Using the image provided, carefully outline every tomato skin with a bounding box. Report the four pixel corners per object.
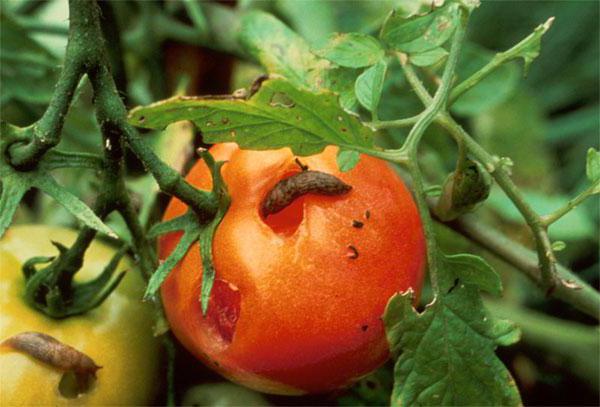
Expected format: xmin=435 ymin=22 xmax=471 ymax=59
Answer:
xmin=0 ymin=225 xmax=161 ymax=406
xmin=160 ymin=143 xmax=426 ymax=395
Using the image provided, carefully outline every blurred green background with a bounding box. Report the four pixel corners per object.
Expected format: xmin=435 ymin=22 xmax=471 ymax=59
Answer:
xmin=1 ymin=0 xmax=598 ymax=405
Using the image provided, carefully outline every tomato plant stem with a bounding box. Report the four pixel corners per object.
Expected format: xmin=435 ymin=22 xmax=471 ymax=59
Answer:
xmin=389 ymin=9 xmax=469 ymax=295
xmin=440 ymin=214 xmax=600 ymax=320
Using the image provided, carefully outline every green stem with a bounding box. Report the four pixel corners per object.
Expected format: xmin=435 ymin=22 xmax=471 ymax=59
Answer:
xmin=366 ymin=114 xmax=421 ymax=130
xmin=392 ymin=10 xmax=469 ymax=294
xmin=123 ymin=125 xmax=219 ymax=220
xmin=399 ymin=46 xmax=560 ymax=293
xmin=440 ymin=213 xmax=600 ymax=320
xmin=541 ymin=181 xmax=599 ymax=226
xmin=437 ymin=115 xmax=559 ymax=291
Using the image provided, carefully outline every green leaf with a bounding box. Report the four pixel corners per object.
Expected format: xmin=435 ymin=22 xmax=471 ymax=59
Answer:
xmin=238 ymin=11 xmax=321 ymax=89
xmin=551 ymin=241 xmax=566 ymax=252
xmin=380 ymin=4 xmax=459 ymax=53
xmin=355 ymin=60 xmax=387 ymax=112
xmin=318 ymin=67 xmax=360 ymax=111
xmin=452 ymin=43 xmax=520 ymax=116
xmin=586 ymin=147 xmax=600 ymax=183
xmin=0 ymin=175 xmax=30 ymax=238
xmin=384 ymin=254 xmax=521 ymax=406
xmin=0 ymin=13 xmax=60 ymax=106
xmin=410 ymin=47 xmax=448 ymax=67
xmin=129 ymin=78 xmax=375 ymax=156
xmin=336 ymin=149 xmax=361 ymax=172
xmin=32 ymin=175 xmax=117 ymax=238
xmin=274 ymin=0 xmax=336 ymax=49
xmin=143 ymin=150 xmax=231 ymax=316
xmin=443 ymin=253 xmax=502 ymax=296
xmin=316 ymin=33 xmax=384 ymax=68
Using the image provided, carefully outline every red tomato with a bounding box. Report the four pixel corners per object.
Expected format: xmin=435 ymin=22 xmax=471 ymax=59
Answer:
xmin=159 ymin=143 xmax=425 ymax=394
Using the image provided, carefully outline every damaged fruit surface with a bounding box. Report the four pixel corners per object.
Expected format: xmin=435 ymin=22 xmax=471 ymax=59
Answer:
xmin=0 ymin=226 xmax=160 ymax=405
xmin=159 ymin=143 xmax=426 ymax=394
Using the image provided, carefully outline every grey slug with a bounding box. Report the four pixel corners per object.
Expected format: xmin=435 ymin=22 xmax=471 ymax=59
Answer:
xmin=261 ymin=170 xmax=352 ymax=217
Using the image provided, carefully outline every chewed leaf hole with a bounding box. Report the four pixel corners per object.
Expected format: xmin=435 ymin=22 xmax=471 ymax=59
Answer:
xmin=269 ymin=92 xmax=295 ymax=108
xmin=205 ymin=279 xmax=241 ymax=344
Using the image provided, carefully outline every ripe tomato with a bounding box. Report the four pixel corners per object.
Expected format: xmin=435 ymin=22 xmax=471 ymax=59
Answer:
xmin=0 ymin=225 xmax=161 ymax=405
xmin=160 ymin=143 xmax=425 ymax=394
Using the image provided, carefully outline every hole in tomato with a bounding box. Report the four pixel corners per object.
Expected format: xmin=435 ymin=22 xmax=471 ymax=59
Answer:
xmin=205 ymin=279 xmax=241 ymax=344
xmin=261 ymin=170 xmax=305 ymax=236
xmin=58 ymin=370 xmax=96 ymax=399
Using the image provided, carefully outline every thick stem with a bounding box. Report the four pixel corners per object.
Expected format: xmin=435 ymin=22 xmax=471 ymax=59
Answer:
xmin=8 ymin=0 xmax=107 ymax=169
xmin=440 ymin=214 xmax=600 ymax=320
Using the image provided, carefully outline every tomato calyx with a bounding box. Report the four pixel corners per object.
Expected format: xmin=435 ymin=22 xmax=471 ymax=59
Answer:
xmin=22 ymin=241 xmax=127 ymax=319
xmin=144 ymin=149 xmax=231 ymax=315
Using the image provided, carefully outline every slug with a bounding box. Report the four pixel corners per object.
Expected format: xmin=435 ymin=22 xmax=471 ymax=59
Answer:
xmin=261 ymin=170 xmax=352 ymax=217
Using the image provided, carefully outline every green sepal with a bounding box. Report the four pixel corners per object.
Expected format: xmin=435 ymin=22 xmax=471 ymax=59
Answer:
xmin=22 ymin=243 xmax=129 ymax=318
xmin=144 ymin=220 xmax=199 ymax=300
xmin=197 ymin=149 xmax=231 ymax=315
xmin=144 ymin=150 xmax=231 ymax=315
xmin=0 ymin=122 xmax=114 ymax=238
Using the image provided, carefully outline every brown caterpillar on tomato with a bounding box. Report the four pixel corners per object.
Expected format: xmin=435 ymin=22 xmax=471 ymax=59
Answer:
xmin=261 ymin=170 xmax=352 ymax=217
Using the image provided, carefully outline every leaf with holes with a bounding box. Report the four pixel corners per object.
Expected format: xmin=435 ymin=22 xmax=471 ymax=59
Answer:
xmin=129 ymin=78 xmax=375 ymax=156
xmin=383 ymin=253 xmax=521 ymax=406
